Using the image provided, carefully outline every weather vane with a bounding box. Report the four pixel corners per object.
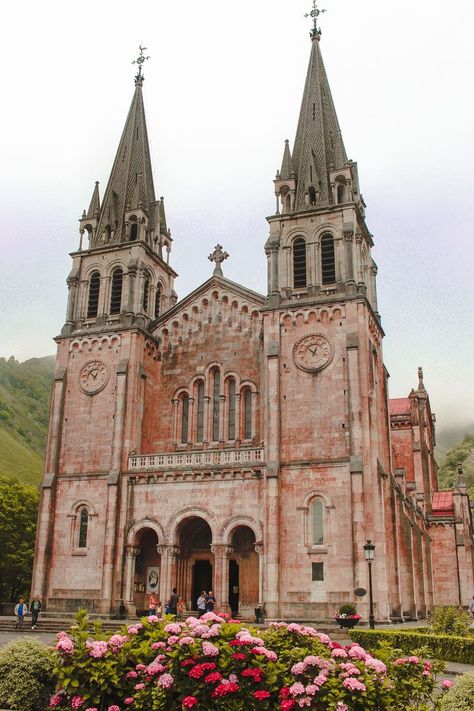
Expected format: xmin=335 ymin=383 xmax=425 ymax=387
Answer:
xmin=132 ymin=45 xmax=150 ymax=82
xmin=304 ymin=0 xmax=326 ymax=38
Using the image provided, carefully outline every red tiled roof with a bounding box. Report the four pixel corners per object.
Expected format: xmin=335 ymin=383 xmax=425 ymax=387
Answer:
xmin=389 ymin=398 xmax=411 ymax=416
xmin=432 ymin=491 xmax=454 ymax=516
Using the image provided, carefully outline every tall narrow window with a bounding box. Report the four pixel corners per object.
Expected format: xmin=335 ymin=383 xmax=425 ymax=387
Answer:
xmin=181 ymin=395 xmax=189 ymax=444
xmin=312 ymin=499 xmax=324 ymax=545
xmin=154 ymin=285 xmax=161 ymax=318
xmin=109 ymin=268 xmax=123 ymax=314
xmin=196 ymin=381 xmax=204 ymax=442
xmin=321 ymin=234 xmax=336 ymax=284
xmin=87 ymin=271 xmax=100 ymax=318
xmin=78 ymin=507 xmax=88 ymax=548
xmin=228 ymin=379 xmax=236 ymax=440
xmin=142 ymin=274 xmax=150 ymax=312
xmin=293 ymin=238 xmax=307 ymax=288
xmin=212 ymin=369 xmax=220 ymax=441
xmin=130 ymin=222 xmax=138 ymax=241
xmin=337 ymin=184 xmax=346 ymax=204
xmin=244 ymin=389 xmax=252 ymax=439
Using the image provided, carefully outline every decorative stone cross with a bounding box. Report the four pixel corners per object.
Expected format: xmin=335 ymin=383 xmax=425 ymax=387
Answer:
xmin=208 ymin=244 xmax=229 ymax=276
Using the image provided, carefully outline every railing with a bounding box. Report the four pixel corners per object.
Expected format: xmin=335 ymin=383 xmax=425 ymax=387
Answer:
xmin=128 ymin=447 xmax=265 ymax=471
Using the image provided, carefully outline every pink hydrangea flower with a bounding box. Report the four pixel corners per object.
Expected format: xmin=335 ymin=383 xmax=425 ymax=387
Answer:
xmin=288 ymin=623 xmax=302 ymax=633
xmin=158 ymin=673 xmax=174 ymax=689
xmin=313 ymin=675 xmax=327 ymax=687
xmin=441 ymin=679 xmax=454 ymax=689
xmin=298 ymin=699 xmax=311 ymax=708
xmin=147 ymin=614 xmax=159 ymax=622
xmin=409 ymin=656 xmax=420 ymax=664
xmin=365 ymin=656 xmax=387 ymax=674
xmin=151 ymin=641 xmax=166 ymax=650
xmin=179 ymin=636 xmax=195 ymax=646
xmin=56 ymin=636 xmax=74 ymax=654
xmin=49 ymin=694 xmax=63 ymax=708
xmin=182 ymin=697 xmax=198 ymax=708
xmin=291 ymin=662 xmax=306 ymax=675
xmin=108 ymin=634 xmax=127 ymax=649
xmin=343 ymin=677 xmax=367 ymax=692
xmin=337 ymin=704 xmax=349 ymax=711
xmin=88 ymin=640 xmax=108 ymax=658
xmin=202 ymin=641 xmax=219 ymax=656
xmin=306 ymin=684 xmax=318 ymax=695
xmin=317 ymin=633 xmax=331 ymax=645
xmin=164 ymin=622 xmax=181 ymax=635
xmin=167 ymin=635 xmax=179 ymax=645
xmin=124 ymin=699 xmax=134 ymax=706
xmin=127 ymin=626 xmax=139 ymax=635
xmin=126 ymin=671 xmax=138 ymax=679
xmin=71 ymin=696 xmax=84 ymax=709
xmin=289 ymin=682 xmax=305 ymax=696
xmin=85 ymin=708 xmax=98 ymax=711
xmin=348 ymin=645 xmax=367 ymax=660
xmin=134 ymin=683 xmax=146 ymax=690
xmin=56 ymin=631 xmax=68 ymax=639
xmin=331 ymin=648 xmax=348 ymax=658
xmin=108 ymin=707 xmax=121 ymax=711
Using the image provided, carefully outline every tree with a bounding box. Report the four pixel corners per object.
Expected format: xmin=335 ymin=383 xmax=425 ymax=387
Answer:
xmin=438 ymin=434 xmax=474 ymax=500
xmin=0 ymin=478 xmax=39 ymax=602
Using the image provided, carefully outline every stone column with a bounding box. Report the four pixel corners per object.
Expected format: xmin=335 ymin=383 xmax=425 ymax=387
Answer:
xmin=65 ymin=276 xmax=78 ymax=325
xmin=219 ymin=395 xmax=225 ymax=443
xmin=124 ymin=545 xmax=140 ymax=607
xmin=158 ymin=545 xmax=181 ymax=604
xmin=203 ymin=396 xmax=210 ymax=444
xmin=188 ymin=397 xmax=195 ymax=443
xmin=255 ymin=542 xmax=264 ymax=605
xmin=234 ymin=393 xmax=241 ymax=442
xmin=172 ymin=399 xmax=179 ymax=445
xmin=211 ymin=544 xmax=232 ymax=613
xmin=127 ymin=265 xmax=137 ymax=315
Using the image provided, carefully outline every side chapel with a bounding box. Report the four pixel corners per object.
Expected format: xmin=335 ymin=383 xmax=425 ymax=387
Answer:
xmin=32 ymin=13 xmax=474 ymax=620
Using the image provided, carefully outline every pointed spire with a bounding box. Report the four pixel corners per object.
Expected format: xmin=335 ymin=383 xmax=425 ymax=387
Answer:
xmin=280 ymin=140 xmax=294 ymax=180
xmin=93 ymin=78 xmax=156 ymax=245
xmin=86 ymin=181 xmax=100 ymax=219
xmin=292 ymin=31 xmax=348 ymax=209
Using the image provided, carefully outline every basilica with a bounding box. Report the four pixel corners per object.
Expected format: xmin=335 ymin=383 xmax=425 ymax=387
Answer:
xmin=32 ymin=16 xmax=474 ymax=621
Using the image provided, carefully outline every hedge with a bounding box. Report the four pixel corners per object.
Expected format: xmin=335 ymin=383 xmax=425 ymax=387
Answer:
xmin=349 ymin=628 xmax=474 ymax=665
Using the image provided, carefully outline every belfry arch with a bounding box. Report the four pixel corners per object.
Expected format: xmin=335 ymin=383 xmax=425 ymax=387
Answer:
xmin=124 ymin=525 xmax=161 ymax=616
xmin=175 ymin=516 xmax=214 ymax=610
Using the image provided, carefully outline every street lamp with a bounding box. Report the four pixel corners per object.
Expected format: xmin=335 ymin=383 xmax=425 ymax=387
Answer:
xmin=364 ymin=540 xmax=376 ymax=629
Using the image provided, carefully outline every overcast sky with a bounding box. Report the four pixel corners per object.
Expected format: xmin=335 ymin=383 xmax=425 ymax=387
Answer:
xmin=1 ymin=0 xmax=473 ymax=432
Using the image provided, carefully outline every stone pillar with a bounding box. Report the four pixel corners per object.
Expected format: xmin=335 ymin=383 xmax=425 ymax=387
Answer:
xmin=127 ymin=264 xmax=137 ymax=315
xmin=172 ymin=399 xmax=179 ymax=445
xmin=124 ymin=545 xmax=140 ymax=607
xmin=219 ymin=395 xmax=225 ymax=443
xmin=65 ymin=276 xmax=78 ymax=325
xmin=188 ymin=397 xmax=195 ymax=443
xmin=203 ymin=396 xmax=210 ymax=444
xmin=264 ymin=330 xmax=280 ymax=619
xmin=158 ymin=545 xmax=181 ymax=604
xmin=211 ymin=544 xmax=232 ymax=613
xmin=255 ymin=542 xmax=264 ymax=605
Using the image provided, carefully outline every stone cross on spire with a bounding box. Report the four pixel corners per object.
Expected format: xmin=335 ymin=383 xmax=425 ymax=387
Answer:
xmin=208 ymin=244 xmax=229 ymax=277
xmin=305 ymin=0 xmax=326 ymax=39
xmin=132 ymin=45 xmax=150 ymax=84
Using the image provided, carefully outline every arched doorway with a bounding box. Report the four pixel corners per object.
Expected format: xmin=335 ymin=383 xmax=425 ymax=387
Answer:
xmin=132 ymin=528 xmax=161 ymax=616
xmin=228 ymin=526 xmax=258 ymax=617
xmin=176 ymin=517 xmax=214 ymax=610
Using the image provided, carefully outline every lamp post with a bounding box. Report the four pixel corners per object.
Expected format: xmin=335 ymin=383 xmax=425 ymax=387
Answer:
xmin=364 ymin=540 xmax=376 ymax=629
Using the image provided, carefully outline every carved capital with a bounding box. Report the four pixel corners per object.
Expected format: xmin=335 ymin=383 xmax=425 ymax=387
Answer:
xmin=254 ymin=542 xmax=264 ymax=556
xmin=211 ymin=544 xmax=234 ymax=558
xmin=158 ymin=544 xmax=181 ymax=559
xmin=66 ymin=276 xmax=79 ymax=288
xmin=126 ymin=545 xmax=140 ymax=559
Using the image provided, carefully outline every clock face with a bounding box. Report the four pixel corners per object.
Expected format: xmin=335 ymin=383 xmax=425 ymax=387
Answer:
xmin=293 ymin=333 xmax=333 ymax=373
xmin=79 ymin=360 xmax=109 ymax=395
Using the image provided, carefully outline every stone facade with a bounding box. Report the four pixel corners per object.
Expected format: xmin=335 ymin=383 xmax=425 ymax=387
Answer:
xmin=32 ymin=29 xmax=474 ymax=620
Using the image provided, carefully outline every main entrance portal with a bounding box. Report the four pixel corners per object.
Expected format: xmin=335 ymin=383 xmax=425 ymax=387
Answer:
xmin=176 ymin=517 xmax=214 ymax=610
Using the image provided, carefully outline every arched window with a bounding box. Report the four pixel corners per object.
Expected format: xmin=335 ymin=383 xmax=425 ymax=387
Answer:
xmin=87 ymin=271 xmax=100 ymax=318
xmin=181 ymin=395 xmax=189 ymax=444
xmin=228 ymin=378 xmax=236 ymax=440
xmin=142 ymin=273 xmax=150 ymax=313
xmin=337 ymin=184 xmax=346 ymax=204
xmin=321 ymin=234 xmax=336 ymax=284
xmin=243 ymin=389 xmax=252 ymax=439
xmin=109 ymin=268 xmax=123 ymax=314
xmin=78 ymin=507 xmax=88 ymax=548
xmin=130 ymin=222 xmax=138 ymax=241
xmin=285 ymin=193 xmax=291 ymax=213
xmin=154 ymin=285 xmax=161 ymax=318
xmin=293 ymin=238 xmax=307 ymax=288
xmin=312 ymin=499 xmax=324 ymax=546
xmin=196 ymin=381 xmax=204 ymax=442
xmin=308 ymin=186 xmax=317 ymax=205
xmin=212 ymin=369 xmax=220 ymax=441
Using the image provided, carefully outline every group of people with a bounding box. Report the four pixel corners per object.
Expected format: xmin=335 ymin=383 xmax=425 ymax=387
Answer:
xmin=147 ymin=588 xmax=217 ymax=619
xmin=14 ymin=594 xmax=42 ymax=631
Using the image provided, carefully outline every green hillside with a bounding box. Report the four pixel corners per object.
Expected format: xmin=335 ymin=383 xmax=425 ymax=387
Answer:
xmin=0 ymin=355 xmax=55 ymax=485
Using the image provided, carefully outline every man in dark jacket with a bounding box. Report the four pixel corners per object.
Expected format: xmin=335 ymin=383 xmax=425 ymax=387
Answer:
xmin=168 ymin=587 xmax=179 ymax=616
xmin=30 ymin=594 xmax=42 ymax=629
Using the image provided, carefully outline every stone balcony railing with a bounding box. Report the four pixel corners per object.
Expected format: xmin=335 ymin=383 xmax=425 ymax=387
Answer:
xmin=128 ymin=446 xmax=265 ymax=472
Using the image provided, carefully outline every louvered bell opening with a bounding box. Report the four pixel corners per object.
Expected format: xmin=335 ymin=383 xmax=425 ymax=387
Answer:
xmin=110 ymin=269 xmax=123 ymax=314
xmin=293 ymin=238 xmax=307 ymax=288
xmin=321 ymin=235 xmax=336 ymax=284
xmin=87 ymin=272 xmax=100 ymax=318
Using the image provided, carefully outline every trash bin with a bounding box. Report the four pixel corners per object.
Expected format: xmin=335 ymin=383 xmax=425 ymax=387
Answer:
xmin=254 ymin=607 xmax=264 ymax=624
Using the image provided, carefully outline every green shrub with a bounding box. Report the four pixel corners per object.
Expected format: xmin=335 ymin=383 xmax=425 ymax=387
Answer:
xmin=441 ymin=671 xmax=474 ymax=710
xmin=338 ymin=603 xmax=357 ymax=616
xmin=0 ymin=638 xmax=54 ymax=710
xmin=349 ymin=628 xmax=474 ymax=664
xmin=431 ymin=606 xmax=471 ymax=636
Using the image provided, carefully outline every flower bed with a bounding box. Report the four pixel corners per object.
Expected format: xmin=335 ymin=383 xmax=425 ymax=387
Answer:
xmin=349 ymin=628 xmax=474 ymax=665
xmin=48 ymin=610 xmax=453 ymax=710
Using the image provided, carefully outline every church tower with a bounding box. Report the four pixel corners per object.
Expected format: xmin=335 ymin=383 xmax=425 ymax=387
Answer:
xmin=262 ymin=7 xmax=397 ymax=619
xmin=32 ymin=52 xmax=177 ymax=613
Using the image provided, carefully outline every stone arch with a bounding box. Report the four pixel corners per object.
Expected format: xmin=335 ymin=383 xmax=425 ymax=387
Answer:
xmin=126 ymin=517 xmax=164 ymax=546
xmin=220 ymin=514 xmax=263 ymax=545
xmin=166 ymin=506 xmax=217 ymax=546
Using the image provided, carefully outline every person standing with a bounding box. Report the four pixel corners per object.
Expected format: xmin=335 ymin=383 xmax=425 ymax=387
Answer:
xmin=206 ymin=590 xmax=217 ymax=613
xmin=14 ymin=598 xmax=28 ymax=631
xmin=469 ymin=595 xmax=474 ymax=619
xmin=177 ymin=597 xmax=185 ymax=620
xmin=168 ymin=587 xmax=179 ymax=616
xmin=197 ymin=591 xmax=207 ymax=617
xmin=148 ymin=592 xmax=158 ymax=616
xmin=30 ymin=594 xmax=42 ymax=630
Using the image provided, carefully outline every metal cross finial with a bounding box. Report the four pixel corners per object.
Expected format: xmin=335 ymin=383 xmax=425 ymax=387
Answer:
xmin=305 ymin=0 xmax=326 ymax=38
xmin=208 ymin=244 xmax=229 ymax=276
xmin=132 ymin=45 xmax=150 ymax=82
